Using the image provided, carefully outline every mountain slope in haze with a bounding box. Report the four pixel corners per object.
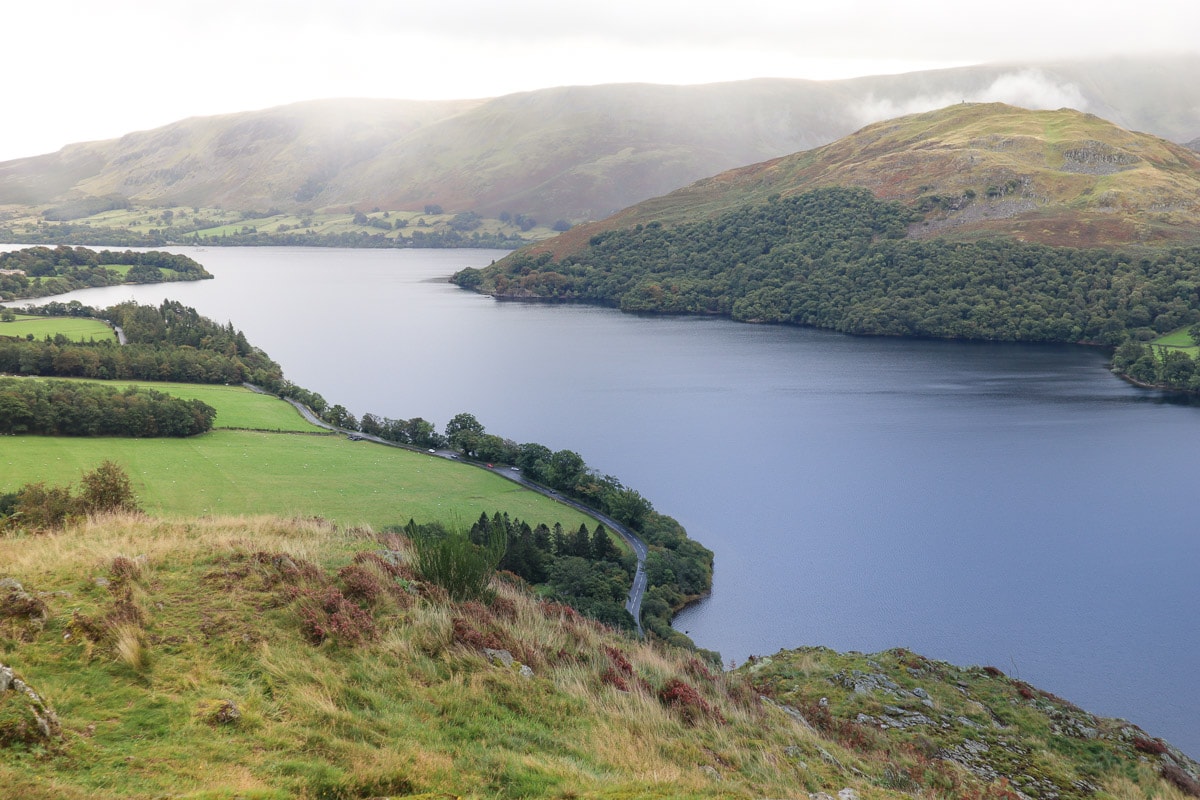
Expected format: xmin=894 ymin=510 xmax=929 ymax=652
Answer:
xmin=1 ymin=55 xmax=1198 ymax=225
xmin=0 ymin=98 xmax=482 ymax=210
xmin=531 ymin=103 xmax=1200 ymax=256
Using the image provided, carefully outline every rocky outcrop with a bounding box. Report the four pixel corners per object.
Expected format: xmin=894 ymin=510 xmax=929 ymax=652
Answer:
xmin=0 ymin=663 xmax=61 ymax=747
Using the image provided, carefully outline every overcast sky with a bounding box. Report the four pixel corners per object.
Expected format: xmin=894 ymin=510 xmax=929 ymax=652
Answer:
xmin=4 ymin=0 xmax=1198 ymax=162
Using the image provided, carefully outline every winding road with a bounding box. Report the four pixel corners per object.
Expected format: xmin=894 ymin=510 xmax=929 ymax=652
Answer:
xmin=259 ymin=387 xmax=648 ymax=637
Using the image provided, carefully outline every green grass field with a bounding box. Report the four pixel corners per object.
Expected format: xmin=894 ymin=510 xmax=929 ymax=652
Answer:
xmin=101 ymin=263 xmax=183 ymax=279
xmin=1151 ymin=326 xmax=1199 ymax=356
xmin=2 ymin=204 xmax=559 ymax=243
xmin=0 ymin=315 xmax=116 ymax=342
xmin=3 ymin=377 xmax=605 ymax=539
xmin=1 ymin=429 xmax=599 ymax=532
xmin=7 ymin=377 xmax=323 ymax=432
xmin=110 ymin=381 xmax=324 ymax=432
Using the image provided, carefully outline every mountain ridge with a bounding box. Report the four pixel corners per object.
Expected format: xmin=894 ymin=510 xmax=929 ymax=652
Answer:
xmin=3 ymin=55 xmax=1199 ymax=225
xmin=526 ymin=103 xmax=1200 ymax=255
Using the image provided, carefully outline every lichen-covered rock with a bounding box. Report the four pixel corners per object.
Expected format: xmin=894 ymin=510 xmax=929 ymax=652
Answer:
xmin=0 ymin=663 xmax=61 ymax=748
xmin=195 ymin=698 xmax=241 ymax=726
xmin=0 ymin=579 xmax=49 ymax=628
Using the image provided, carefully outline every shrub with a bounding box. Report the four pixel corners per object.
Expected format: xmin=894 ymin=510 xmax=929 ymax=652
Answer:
xmin=3 ymin=462 xmax=140 ymax=532
xmin=110 ymin=555 xmax=143 ymax=583
xmin=7 ymin=482 xmax=77 ymax=531
xmin=295 ymin=586 xmax=376 ymax=646
xmin=657 ymin=678 xmax=724 ymax=725
xmin=77 ymin=460 xmax=140 ymax=515
xmin=0 ymin=581 xmax=49 ymax=640
xmin=684 ymin=655 xmax=716 ymax=682
xmin=1133 ymin=735 xmax=1169 ymax=755
xmin=0 ymin=583 xmax=48 ymax=624
xmin=600 ymin=667 xmax=630 ymax=692
xmin=411 ymin=525 xmax=505 ymax=602
xmin=336 ymin=563 xmax=384 ymax=605
xmin=604 ymin=646 xmax=633 ymax=677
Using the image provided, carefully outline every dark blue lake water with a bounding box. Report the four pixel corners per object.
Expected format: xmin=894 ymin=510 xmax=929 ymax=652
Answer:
xmin=14 ymin=246 xmax=1199 ymax=756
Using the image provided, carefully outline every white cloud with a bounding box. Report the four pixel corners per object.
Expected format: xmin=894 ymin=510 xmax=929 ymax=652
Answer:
xmin=852 ymin=70 xmax=1092 ymax=127
xmin=1 ymin=0 xmax=1197 ymax=161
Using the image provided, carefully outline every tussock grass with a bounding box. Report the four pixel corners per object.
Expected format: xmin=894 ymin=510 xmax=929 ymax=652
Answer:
xmin=4 ymin=513 xmax=1189 ymax=799
xmin=111 ymin=623 xmax=148 ymax=671
xmin=0 ymin=513 xmax=825 ymax=799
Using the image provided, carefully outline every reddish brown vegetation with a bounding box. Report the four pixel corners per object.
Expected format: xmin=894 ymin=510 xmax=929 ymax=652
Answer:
xmin=600 ymin=667 xmax=630 ymax=692
xmin=684 ymin=656 xmax=716 ymax=682
xmin=604 ymin=647 xmax=633 ymax=678
xmin=109 ymin=556 xmax=142 ymax=583
xmin=292 ymin=586 xmax=376 ymax=646
xmin=350 ymin=550 xmax=417 ymax=582
xmin=0 ymin=586 xmax=48 ymax=623
xmin=336 ymin=563 xmax=386 ymax=605
xmin=1133 ymin=735 xmax=1169 ymax=756
xmin=657 ymin=678 xmax=724 ymax=725
xmin=1162 ymin=763 xmax=1200 ymax=798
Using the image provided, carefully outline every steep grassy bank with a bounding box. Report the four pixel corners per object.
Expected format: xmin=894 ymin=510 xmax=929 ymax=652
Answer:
xmin=1 ymin=514 xmax=1196 ymax=799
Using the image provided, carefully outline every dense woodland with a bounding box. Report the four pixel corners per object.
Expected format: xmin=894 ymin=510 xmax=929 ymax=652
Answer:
xmin=0 ymin=378 xmax=215 ymax=437
xmin=0 ymin=245 xmax=211 ymax=300
xmin=468 ymin=512 xmax=636 ymax=631
xmin=447 ymin=414 xmax=712 ymax=644
xmin=457 ymin=188 xmax=1200 ymax=389
xmin=2 ymin=300 xmax=284 ymax=387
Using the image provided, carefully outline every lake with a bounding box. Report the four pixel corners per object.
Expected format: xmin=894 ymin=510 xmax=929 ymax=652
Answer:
xmin=12 ymin=245 xmax=1200 ymax=756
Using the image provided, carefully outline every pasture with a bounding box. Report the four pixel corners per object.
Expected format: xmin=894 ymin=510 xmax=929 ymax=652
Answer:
xmin=0 ymin=314 xmax=116 ymax=342
xmin=1151 ymin=326 xmax=1199 ymax=357
xmin=1 ymin=429 xmax=598 ymax=532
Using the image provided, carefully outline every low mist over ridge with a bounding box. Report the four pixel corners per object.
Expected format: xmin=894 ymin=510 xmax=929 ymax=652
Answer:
xmin=1 ymin=55 xmax=1198 ymax=226
xmin=525 ymin=102 xmax=1200 ymax=259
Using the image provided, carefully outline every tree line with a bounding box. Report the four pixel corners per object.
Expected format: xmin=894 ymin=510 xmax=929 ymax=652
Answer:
xmin=1111 ymin=339 xmax=1200 ymax=391
xmin=0 ymin=378 xmax=215 ymax=437
xmin=185 ymin=228 xmax=530 ymax=249
xmin=3 ymin=301 xmax=284 ymax=387
xmin=318 ymin=407 xmax=714 ymax=644
xmin=0 ymin=246 xmax=211 ymax=302
xmin=475 ymin=511 xmax=634 ymax=630
xmin=455 ymin=187 xmax=1200 ymax=348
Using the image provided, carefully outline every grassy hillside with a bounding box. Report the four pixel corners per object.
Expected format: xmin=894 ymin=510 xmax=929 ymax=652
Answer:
xmin=0 ymin=380 xmax=597 ymax=533
xmin=0 ymin=204 xmax=555 ymax=250
xmin=2 ymin=55 xmax=1198 ymax=231
xmin=530 ymin=103 xmax=1200 ymax=257
xmin=1 ymin=513 xmax=1196 ymax=799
